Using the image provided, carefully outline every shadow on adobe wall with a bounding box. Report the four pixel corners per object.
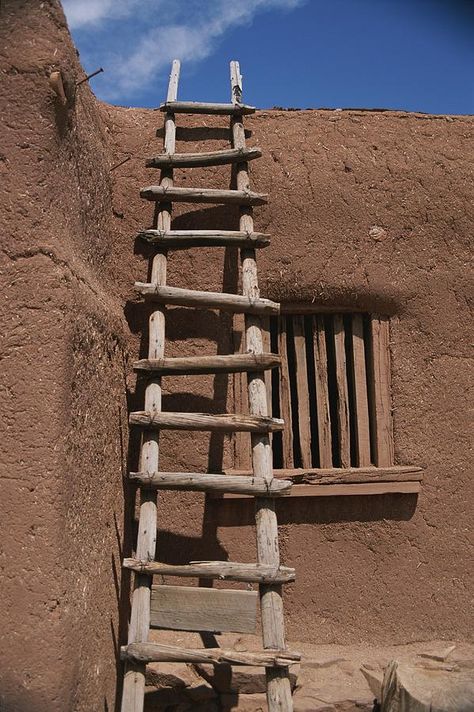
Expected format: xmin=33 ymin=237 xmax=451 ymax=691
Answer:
xmin=154 ymin=126 xmax=252 ymax=143
xmin=211 ymin=492 xmax=419 ymax=527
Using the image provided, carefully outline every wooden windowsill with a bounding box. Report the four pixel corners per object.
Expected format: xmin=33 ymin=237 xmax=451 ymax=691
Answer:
xmin=217 ymin=465 xmax=423 ymax=498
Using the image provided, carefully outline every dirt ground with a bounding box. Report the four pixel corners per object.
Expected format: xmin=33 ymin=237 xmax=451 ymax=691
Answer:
xmin=0 ymin=1 xmax=472 ymax=711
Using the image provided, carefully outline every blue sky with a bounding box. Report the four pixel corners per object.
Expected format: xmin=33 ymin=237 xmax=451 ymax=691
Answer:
xmin=63 ymin=0 xmax=473 ymax=114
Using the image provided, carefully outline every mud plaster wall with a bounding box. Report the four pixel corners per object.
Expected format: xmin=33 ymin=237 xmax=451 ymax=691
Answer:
xmin=1 ymin=2 xmax=130 ymax=711
xmin=0 ymin=1 xmax=473 ymax=711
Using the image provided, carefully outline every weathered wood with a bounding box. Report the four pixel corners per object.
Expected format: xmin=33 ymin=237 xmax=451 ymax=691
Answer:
xmin=369 ymin=316 xmax=394 ymax=466
xmin=293 ymin=315 xmax=312 ymax=467
xmin=135 ymin=284 xmax=279 ymax=315
xmin=140 ymin=185 xmax=268 ymax=205
xmin=230 ymin=60 xmax=293 ymax=712
xmin=226 ymin=465 xmax=423 ymax=484
xmin=146 ymin=147 xmax=262 ymax=168
xmin=138 ymin=229 xmax=270 ymax=248
xmin=160 ymin=100 xmax=256 ymax=115
xmin=313 ymin=315 xmax=332 ymax=467
xmin=278 ymin=316 xmax=294 ymax=469
xmin=122 ymin=642 xmax=300 ymax=667
xmin=123 ymin=559 xmax=296 ymax=583
xmin=351 ymin=314 xmax=371 ymax=466
xmin=220 ymin=481 xmax=422 ymax=499
xmin=134 ymin=353 xmax=280 ymax=375
xmin=121 ymin=57 xmax=180 ymax=712
xmin=129 ymin=470 xmax=292 ymax=495
xmin=130 ymin=410 xmax=284 ymax=433
xmin=149 ymin=585 xmax=258 ymax=633
xmin=333 ymin=314 xmax=351 ymax=468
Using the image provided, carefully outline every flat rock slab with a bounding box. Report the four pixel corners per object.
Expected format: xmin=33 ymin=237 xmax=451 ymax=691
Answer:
xmin=381 ymin=659 xmax=474 ymax=712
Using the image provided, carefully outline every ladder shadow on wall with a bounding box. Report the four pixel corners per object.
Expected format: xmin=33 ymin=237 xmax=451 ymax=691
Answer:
xmin=212 ymin=492 xmax=419 ymax=528
xmin=123 ymin=228 xmax=241 ymax=575
xmin=155 ymin=126 xmax=252 ymax=142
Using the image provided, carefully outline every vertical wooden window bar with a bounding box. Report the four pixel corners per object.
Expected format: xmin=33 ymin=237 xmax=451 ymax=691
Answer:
xmin=232 ymin=311 xmax=422 ymax=497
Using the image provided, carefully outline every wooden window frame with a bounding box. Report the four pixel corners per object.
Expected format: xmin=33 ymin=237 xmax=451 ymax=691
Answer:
xmin=227 ymin=307 xmax=422 ymax=498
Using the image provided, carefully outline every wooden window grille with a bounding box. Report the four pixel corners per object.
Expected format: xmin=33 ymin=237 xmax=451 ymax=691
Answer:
xmin=233 ymin=311 xmax=395 ymax=472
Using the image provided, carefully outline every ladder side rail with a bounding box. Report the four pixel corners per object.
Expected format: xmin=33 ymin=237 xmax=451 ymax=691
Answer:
xmin=230 ymin=61 xmax=293 ymax=712
xmin=121 ymin=59 xmax=180 ymax=712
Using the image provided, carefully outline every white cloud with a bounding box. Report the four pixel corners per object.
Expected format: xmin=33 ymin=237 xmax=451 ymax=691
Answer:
xmin=62 ymin=0 xmax=138 ymax=28
xmin=62 ymin=0 xmax=305 ymax=101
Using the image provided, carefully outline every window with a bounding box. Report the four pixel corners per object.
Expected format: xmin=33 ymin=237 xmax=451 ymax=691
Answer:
xmin=233 ymin=310 xmax=395 ymax=472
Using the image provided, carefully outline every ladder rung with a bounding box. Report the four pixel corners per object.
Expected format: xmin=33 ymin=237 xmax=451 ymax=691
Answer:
xmin=138 ymin=229 xmax=270 ymax=249
xmin=140 ymin=186 xmax=268 ymax=206
xmin=129 ymin=411 xmax=284 ymax=433
xmin=160 ymin=100 xmax=256 ymax=115
xmin=121 ymin=642 xmax=301 ymax=667
xmin=133 ymin=353 xmax=281 ymax=375
xmin=129 ymin=470 xmax=291 ymax=496
xmin=123 ymin=558 xmax=295 ymax=583
xmin=135 ymin=284 xmax=279 ymax=315
xmin=146 ymin=147 xmax=261 ymax=168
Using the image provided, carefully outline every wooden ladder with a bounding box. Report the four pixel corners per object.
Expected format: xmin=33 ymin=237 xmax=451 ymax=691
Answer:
xmin=120 ymin=59 xmax=299 ymax=712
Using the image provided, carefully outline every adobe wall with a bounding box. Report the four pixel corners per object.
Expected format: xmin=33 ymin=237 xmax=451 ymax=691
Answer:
xmin=106 ymin=104 xmax=473 ymax=646
xmin=1 ymin=2 xmax=130 ymax=711
xmin=1 ymin=1 xmax=472 ymax=711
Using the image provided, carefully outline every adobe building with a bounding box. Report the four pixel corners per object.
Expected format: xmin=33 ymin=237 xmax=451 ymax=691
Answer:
xmin=1 ymin=2 xmax=472 ymax=711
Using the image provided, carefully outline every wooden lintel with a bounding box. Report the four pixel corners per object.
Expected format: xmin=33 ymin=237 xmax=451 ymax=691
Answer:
xmin=225 ymin=465 xmax=423 ymax=484
xmin=217 ymin=480 xmax=422 ymax=499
